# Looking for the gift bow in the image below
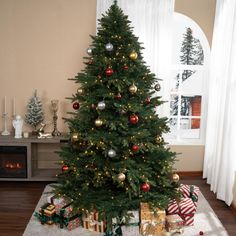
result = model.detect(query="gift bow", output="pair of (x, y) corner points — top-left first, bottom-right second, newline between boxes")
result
(189, 185), (198, 202)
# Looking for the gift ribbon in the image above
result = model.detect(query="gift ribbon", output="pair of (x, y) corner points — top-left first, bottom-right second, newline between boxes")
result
(189, 185), (198, 202)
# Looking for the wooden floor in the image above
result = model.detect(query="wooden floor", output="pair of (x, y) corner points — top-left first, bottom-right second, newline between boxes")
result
(0, 176), (236, 236)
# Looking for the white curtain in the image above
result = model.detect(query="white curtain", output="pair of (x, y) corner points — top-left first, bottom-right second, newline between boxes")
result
(203, 0), (236, 205)
(96, 0), (175, 116)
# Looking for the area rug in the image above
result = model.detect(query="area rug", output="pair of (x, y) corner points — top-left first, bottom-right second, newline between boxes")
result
(23, 185), (229, 236)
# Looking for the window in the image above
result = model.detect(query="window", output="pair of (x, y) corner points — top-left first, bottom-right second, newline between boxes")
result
(163, 13), (210, 144)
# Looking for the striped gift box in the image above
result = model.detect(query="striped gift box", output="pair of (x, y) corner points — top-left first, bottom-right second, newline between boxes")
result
(67, 217), (80, 231)
(180, 184), (200, 205)
(167, 198), (197, 226)
(82, 211), (106, 233)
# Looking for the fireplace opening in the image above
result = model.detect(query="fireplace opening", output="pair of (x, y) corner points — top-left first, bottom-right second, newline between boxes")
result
(0, 146), (27, 178)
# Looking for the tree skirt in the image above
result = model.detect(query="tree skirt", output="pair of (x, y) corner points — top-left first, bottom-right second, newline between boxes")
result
(23, 185), (229, 236)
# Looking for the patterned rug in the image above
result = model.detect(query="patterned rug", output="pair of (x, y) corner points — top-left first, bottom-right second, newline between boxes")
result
(23, 185), (229, 236)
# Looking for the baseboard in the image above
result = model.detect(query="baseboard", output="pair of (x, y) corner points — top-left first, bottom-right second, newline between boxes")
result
(230, 202), (236, 213)
(177, 171), (203, 177)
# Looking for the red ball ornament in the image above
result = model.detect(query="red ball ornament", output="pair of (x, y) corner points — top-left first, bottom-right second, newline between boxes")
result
(199, 231), (204, 235)
(132, 144), (139, 152)
(130, 114), (139, 124)
(88, 59), (93, 65)
(105, 68), (114, 76)
(115, 93), (122, 100)
(145, 97), (151, 104)
(141, 183), (150, 192)
(123, 65), (128, 70)
(73, 102), (80, 110)
(62, 165), (69, 172)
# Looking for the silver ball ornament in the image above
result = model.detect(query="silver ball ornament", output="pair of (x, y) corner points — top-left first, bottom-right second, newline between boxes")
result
(87, 47), (93, 55)
(97, 101), (106, 110)
(154, 82), (161, 91)
(105, 43), (114, 51)
(108, 149), (116, 158)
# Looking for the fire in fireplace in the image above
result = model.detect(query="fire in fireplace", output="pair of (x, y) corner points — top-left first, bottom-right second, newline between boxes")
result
(0, 146), (27, 178)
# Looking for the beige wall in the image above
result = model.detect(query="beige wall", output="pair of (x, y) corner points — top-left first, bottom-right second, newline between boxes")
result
(175, 0), (216, 46)
(0, 0), (96, 133)
(0, 0), (216, 172)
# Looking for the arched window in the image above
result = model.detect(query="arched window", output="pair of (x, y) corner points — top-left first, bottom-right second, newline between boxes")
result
(164, 13), (210, 143)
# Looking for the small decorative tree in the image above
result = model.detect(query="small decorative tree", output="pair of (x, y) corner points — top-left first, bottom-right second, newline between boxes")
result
(25, 90), (44, 133)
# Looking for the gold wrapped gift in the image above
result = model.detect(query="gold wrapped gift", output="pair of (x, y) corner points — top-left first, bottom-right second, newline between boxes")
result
(140, 203), (166, 236)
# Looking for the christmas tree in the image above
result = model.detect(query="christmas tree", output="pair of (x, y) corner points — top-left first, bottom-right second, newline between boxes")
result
(54, 1), (179, 232)
(25, 90), (44, 132)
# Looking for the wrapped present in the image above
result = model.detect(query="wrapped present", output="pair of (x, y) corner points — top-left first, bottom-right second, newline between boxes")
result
(140, 220), (165, 236)
(82, 211), (106, 233)
(67, 216), (80, 231)
(112, 210), (139, 224)
(166, 214), (184, 233)
(55, 202), (78, 218)
(180, 184), (200, 204)
(47, 194), (65, 205)
(140, 202), (166, 235)
(35, 203), (56, 225)
(167, 198), (197, 226)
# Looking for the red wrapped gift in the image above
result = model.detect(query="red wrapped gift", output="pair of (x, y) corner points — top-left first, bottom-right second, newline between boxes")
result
(180, 184), (200, 205)
(167, 198), (197, 226)
(67, 216), (80, 231)
(82, 211), (106, 233)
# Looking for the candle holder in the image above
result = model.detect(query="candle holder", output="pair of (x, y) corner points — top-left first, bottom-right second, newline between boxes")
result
(51, 100), (61, 136)
(2, 113), (10, 135)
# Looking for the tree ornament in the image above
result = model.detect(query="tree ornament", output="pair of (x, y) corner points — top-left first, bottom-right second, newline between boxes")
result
(154, 82), (161, 91)
(105, 42), (114, 51)
(129, 84), (138, 94)
(145, 97), (151, 104)
(108, 149), (116, 158)
(132, 144), (139, 152)
(88, 59), (93, 65)
(105, 67), (114, 76)
(73, 102), (80, 110)
(172, 173), (180, 183)
(115, 93), (122, 100)
(119, 109), (126, 115)
(97, 101), (106, 110)
(71, 132), (79, 142)
(141, 183), (150, 192)
(123, 64), (128, 70)
(62, 165), (69, 172)
(95, 118), (103, 127)
(118, 173), (126, 182)
(155, 135), (163, 144)
(77, 88), (84, 95)
(199, 231), (204, 235)
(86, 47), (93, 55)
(129, 51), (138, 60)
(130, 114), (139, 124)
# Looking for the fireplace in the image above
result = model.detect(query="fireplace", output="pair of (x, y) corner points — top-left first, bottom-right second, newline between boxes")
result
(0, 146), (27, 178)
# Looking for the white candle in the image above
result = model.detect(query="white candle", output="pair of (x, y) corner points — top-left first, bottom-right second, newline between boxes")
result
(13, 97), (15, 117)
(4, 96), (6, 114)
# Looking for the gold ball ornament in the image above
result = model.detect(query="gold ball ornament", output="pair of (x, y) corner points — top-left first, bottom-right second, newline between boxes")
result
(129, 51), (138, 60)
(129, 84), (138, 94)
(95, 118), (103, 127)
(118, 173), (126, 182)
(172, 173), (180, 183)
(155, 136), (163, 144)
(71, 132), (79, 142)
(77, 88), (84, 95)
